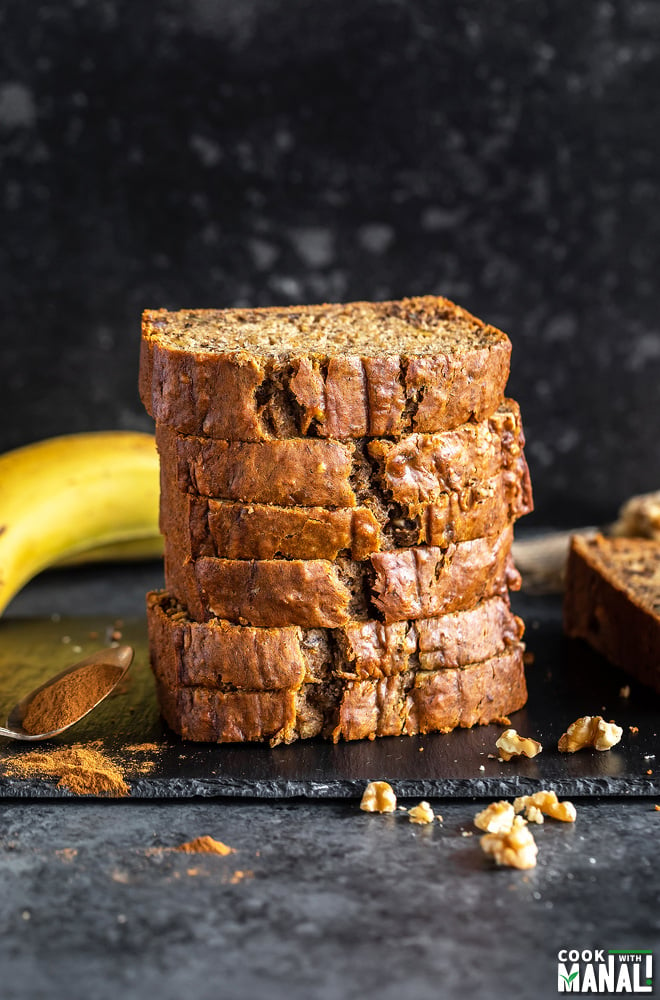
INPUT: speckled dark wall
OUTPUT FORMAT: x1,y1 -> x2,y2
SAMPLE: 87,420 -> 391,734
2,0 -> 659,525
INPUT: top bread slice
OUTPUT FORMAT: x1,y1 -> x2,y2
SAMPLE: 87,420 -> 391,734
140,296 -> 511,441
564,533 -> 660,693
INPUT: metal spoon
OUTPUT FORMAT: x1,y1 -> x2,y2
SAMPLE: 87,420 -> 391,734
0,645 -> 134,740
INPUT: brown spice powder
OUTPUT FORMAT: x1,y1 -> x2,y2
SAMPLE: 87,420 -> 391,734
1,743 -> 129,796
22,663 -> 121,735
175,836 -> 235,855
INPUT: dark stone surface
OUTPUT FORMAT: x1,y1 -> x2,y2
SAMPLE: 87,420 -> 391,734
2,587 -> 660,799
0,796 -> 658,1000
1,1 -> 659,525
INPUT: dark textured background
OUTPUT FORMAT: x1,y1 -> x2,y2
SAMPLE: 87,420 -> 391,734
1,0 -> 659,525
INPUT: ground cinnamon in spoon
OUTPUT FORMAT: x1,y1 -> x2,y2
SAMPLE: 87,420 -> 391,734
21,662 -> 121,735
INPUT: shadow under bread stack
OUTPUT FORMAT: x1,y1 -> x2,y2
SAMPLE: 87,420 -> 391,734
139,296 -> 533,744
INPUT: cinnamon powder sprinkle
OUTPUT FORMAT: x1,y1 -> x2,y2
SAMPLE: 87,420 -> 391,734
1,743 -> 129,796
175,836 -> 235,856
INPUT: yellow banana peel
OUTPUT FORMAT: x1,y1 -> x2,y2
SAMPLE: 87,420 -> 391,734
0,431 -> 161,615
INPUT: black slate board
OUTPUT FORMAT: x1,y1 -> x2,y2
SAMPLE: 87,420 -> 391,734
0,592 -> 658,798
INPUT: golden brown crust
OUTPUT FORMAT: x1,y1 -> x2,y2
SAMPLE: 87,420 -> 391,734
154,644 -> 527,743
140,296 -> 511,441
147,590 -> 524,688
563,534 -> 660,693
156,399 -> 528,510
159,456 -> 532,561
164,525 -> 519,627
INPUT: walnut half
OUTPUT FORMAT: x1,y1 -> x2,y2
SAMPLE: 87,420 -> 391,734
474,800 -> 516,834
496,728 -> 543,762
408,801 -> 435,825
360,780 -> 397,813
480,816 -> 538,869
514,790 -> 577,824
558,716 -> 623,753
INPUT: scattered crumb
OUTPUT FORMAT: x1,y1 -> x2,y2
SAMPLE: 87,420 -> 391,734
186,868 -> 200,877
111,870 -> 130,884
479,765 -> 485,771
461,830 -> 473,838
436,814 -> 443,823
408,801 -> 434,825
175,836 -> 235,856
647,770 -> 653,775
360,780 -> 397,813
54,848 -> 78,861
523,651 -> 535,665
229,870 -> 254,884
629,726 -> 639,734
620,685 -> 631,699
654,805 -> 660,811
418,747 -> 424,752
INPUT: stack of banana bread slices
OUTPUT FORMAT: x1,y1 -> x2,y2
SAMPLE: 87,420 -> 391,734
140,296 -> 533,744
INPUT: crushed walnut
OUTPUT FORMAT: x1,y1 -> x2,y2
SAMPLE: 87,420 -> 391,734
408,801 -> 434,825
474,800 -> 516,834
558,716 -> 623,753
496,728 -> 543,762
480,816 -> 538,870
514,790 -> 577,824
360,780 -> 397,813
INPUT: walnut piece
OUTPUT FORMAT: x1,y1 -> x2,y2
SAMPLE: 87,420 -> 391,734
514,790 -> 577,823
495,728 -> 543,761
360,780 -> 397,813
474,800 -> 516,833
480,816 -> 538,869
408,801 -> 435,825
558,716 -> 623,753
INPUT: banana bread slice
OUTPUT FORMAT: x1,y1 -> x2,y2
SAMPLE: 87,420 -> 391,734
147,590 -> 524,688
154,643 -> 526,744
140,296 -> 511,441
564,533 -> 660,693
164,524 -> 519,627
160,462 -> 531,561
156,399 -> 527,509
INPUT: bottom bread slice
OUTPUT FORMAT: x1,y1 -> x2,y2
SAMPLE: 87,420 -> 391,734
155,643 -> 527,744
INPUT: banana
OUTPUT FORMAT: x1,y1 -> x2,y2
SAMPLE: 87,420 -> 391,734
56,534 -> 164,567
0,431 -> 160,615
